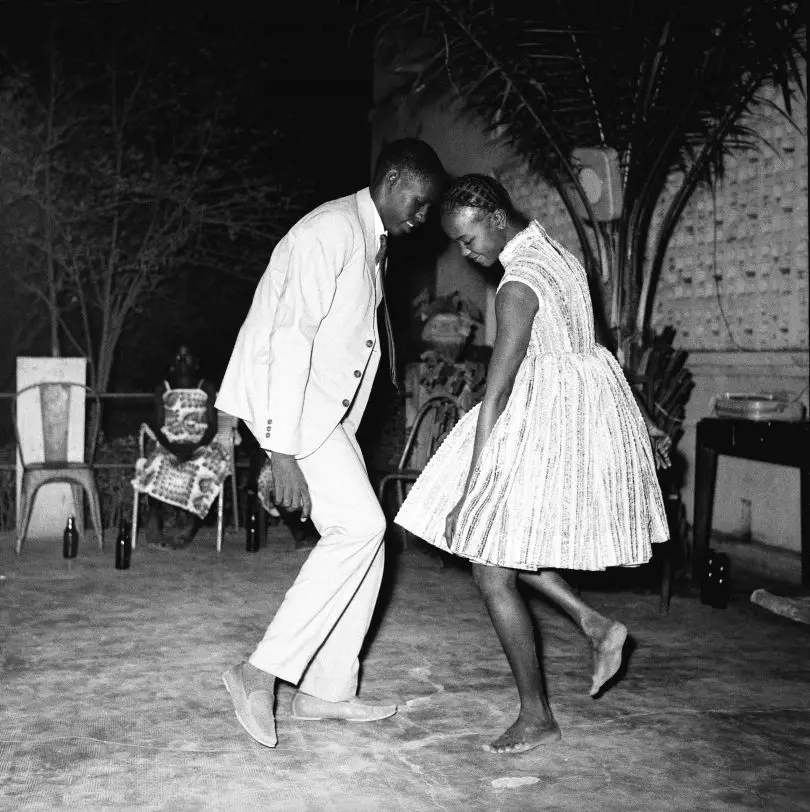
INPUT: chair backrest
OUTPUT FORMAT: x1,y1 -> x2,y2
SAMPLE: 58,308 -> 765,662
398,395 -> 462,472
13,382 -> 100,468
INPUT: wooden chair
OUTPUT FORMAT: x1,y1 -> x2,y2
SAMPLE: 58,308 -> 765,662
131,409 -> 241,552
13,382 -> 104,554
377,394 -> 462,550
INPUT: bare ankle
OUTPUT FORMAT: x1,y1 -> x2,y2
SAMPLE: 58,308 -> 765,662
519,700 -> 553,721
582,612 -> 612,642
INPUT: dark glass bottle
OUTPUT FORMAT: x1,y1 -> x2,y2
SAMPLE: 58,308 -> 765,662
701,548 -> 731,609
115,516 -> 132,570
63,515 -> 79,559
245,489 -> 260,552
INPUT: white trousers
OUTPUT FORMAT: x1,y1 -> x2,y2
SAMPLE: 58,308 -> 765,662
247,422 -> 386,702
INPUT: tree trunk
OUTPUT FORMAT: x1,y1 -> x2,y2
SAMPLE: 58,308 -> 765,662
45,40 -> 62,358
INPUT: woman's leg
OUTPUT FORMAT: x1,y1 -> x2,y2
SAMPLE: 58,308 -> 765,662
145,498 -> 164,546
518,570 -> 627,696
172,509 -> 199,548
472,563 -> 561,753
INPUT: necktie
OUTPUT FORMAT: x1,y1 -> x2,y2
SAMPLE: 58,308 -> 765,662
375,233 -> 387,266
377,234 -> 398,391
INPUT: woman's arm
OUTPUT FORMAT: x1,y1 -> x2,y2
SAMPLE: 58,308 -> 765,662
197,380 -> 219,448
445,281 -> 537,543
463,281 -> 538,491
149,385 -> 172,450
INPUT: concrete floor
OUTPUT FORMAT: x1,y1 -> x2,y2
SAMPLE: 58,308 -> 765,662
1,527 -> 808,812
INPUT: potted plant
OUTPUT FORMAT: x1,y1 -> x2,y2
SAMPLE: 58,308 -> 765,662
412,288 -> 484,361
362,0 -> 804,368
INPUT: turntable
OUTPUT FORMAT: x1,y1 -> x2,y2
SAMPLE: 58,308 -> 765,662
711,392 -> 806,422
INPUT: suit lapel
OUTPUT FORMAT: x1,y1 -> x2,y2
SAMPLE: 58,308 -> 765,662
355,189 -> 377,280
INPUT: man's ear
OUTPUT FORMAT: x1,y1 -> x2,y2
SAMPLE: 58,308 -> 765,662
385,168 -> 400,191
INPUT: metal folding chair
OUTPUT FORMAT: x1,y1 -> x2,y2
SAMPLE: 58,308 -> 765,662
377,394 -> 462,549
13,382 -> 104,554
131,409 -> 241,552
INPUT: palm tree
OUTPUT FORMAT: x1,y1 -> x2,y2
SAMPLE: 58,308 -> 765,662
359,0 -> 806,367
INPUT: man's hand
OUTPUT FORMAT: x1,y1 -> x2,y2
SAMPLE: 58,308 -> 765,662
270,453 -> 312,522
648,425 -> 672,471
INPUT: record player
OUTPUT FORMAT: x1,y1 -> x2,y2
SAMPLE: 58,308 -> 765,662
710,392 -> 806,422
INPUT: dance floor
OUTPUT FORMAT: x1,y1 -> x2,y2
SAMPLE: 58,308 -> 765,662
1,527 -> 808,811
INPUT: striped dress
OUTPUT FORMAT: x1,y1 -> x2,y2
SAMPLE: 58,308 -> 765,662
395,221 -> 668,570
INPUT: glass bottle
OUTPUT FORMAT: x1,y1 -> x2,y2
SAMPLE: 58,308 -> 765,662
245,489 -> 260,552
701,548 -> 731,609
115,516 -> 132,570
63,515 -> 79,559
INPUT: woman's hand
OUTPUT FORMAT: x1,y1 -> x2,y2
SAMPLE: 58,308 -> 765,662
444,496 -> 466,546
648,425 -> 672,470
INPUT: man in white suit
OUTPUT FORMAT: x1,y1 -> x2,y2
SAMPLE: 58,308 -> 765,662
218,139 -> 445,747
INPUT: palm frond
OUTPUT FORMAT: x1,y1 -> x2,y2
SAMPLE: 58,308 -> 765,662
359,0 -> 806,340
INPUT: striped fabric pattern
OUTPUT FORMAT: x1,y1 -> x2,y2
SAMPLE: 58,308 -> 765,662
395,221 -> 669,570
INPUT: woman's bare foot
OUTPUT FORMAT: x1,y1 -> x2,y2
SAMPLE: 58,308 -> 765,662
589,621 -> 628,696
484,710 -> 561,754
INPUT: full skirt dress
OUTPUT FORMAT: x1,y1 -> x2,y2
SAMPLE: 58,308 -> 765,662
395,222 -> 669,570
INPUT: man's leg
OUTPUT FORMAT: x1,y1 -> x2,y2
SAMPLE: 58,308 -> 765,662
224,423 -> 391,745
518,570 -> 627,696
294,425 -> 385,702
249,423 -> 387,700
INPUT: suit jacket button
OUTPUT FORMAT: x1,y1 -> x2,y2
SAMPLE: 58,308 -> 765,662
354,369 -> 362,378
365,339 -> 373,347
342,398 -> 350,408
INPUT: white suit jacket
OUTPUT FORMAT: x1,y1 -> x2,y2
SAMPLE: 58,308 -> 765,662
216,188 -> 386,458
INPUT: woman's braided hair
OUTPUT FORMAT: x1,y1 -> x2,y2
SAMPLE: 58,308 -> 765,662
441,173 -> 514,218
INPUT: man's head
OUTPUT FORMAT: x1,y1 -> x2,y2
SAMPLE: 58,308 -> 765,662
440,174 -> 516,267
371,139 -> 446,237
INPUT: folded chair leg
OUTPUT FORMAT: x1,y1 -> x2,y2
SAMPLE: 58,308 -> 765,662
258,502 -> 267,544
84,480 -> 105,550
131,489 -> 140,550
231,473 -> 239,531
16,480 -> 38,555
70,483 -> 85,538
396,480 -> 407,550
660,494 -> 680,615
660,546 -> 673,615
217,491 -> 224,552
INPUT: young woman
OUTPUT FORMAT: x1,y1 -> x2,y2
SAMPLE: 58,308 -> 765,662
132,346 -> 230,549
396,175 -> 671,754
